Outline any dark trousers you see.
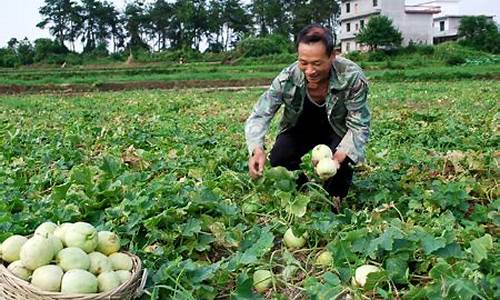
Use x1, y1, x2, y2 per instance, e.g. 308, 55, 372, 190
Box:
269, 129, 353, 198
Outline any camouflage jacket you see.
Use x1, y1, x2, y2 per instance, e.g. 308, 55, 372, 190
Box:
244, 57, 371, 164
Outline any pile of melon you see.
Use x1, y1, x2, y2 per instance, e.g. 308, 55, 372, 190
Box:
0, 222, 133, 294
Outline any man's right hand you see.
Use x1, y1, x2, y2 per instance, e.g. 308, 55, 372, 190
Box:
248, 147, 266, 179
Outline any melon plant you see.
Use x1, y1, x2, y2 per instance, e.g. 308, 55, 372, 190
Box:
283, 228, 307, 250
96, 231, 120, 255
253, 269, 272, 293
19, 235, 54, 270
61, 269, 98, 293
109, 252, 133, 271
56, 247, 90, 271
65, 222, 98, 253
88, 251, 113, 275
97, 271, 122, 292
7, 260, 32, 281
1, 235, 27, 263
353, 264, 381, 288
31, 265, 63, 292
315, 251, 333, 266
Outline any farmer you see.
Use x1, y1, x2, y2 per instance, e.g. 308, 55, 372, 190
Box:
244, 24, 371, 208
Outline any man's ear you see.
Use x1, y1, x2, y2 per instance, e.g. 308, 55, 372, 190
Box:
330, 52, 336, 62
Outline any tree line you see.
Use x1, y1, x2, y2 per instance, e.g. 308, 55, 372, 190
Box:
35, 0, 340, 53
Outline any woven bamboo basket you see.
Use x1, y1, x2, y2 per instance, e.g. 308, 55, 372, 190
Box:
0, 251, 147, 300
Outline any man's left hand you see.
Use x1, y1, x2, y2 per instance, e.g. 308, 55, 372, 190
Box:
333, 150, 347, 164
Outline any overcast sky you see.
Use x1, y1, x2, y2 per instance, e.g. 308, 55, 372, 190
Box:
0, 0, 135, 46
1, 0, 498, 48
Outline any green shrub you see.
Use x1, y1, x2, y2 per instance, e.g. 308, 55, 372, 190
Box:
345, 51, 368, 62
0, 48, 19, 67
235, 35, 293, 58
368, 50, 387, 62
434, 42, 493, 62
444, 54, 466, 66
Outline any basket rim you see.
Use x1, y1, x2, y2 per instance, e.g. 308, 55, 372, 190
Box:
1, 250, 146, 299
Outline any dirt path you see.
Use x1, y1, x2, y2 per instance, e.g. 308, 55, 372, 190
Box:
0, 78, 273, 95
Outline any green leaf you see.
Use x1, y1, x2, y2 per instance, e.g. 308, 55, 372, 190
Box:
289, 194, 310, 217
181, 218, 201, 237
231, 276, 263, 300
227, 227, 274, 271
182, 259, 221, 284
468, 234, 493, 263
364, 270, 389, 291
101, 155, 121, 177
450, 279, 483, 300
70, 165, 93, 187
303, 274, 344, 300
429, 261, 452, 280
385, 253, 409, 284
433, 242, 464, 259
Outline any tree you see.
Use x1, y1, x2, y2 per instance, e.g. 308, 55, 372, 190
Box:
221, 0, 253, 50
17, 38, 35, 65
458, 16, 500, 54
37, 0, 76, 48
146, 0, 174, 51
171, 0, 208, 50
124, 1, 149, 52
250, 0, 289, 37
206, 0, 225, 51
356, 15, 403, 50
33, 38, 68, 62
79, 0, 117, 53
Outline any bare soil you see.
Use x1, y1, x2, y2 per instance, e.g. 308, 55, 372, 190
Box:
0, 78, 273, 95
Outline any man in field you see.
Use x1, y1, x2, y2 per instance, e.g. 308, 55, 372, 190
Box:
244, 24, 371, 208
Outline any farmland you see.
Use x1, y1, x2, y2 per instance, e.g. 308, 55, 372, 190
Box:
0, 74, 499, 299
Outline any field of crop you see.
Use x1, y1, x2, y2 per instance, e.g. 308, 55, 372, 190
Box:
0, 78, 498, 299
0, 62, 498, 89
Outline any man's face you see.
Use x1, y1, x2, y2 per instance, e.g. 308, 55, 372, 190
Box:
298, 42, 333, 85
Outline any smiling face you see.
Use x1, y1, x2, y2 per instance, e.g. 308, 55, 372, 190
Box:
298, 42, 334, 85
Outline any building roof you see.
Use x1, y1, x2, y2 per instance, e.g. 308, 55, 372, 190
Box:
340, 11, 381, 22
405, 5, 441, 14
434, 14, 495, 20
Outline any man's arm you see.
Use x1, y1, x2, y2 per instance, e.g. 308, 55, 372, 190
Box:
244, 73, 286, 155
245, 72, 287, 178
335, 74, 371, 164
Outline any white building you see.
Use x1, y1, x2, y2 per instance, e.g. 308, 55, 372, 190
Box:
339, 0, 440, 52
415, 0, 495, 43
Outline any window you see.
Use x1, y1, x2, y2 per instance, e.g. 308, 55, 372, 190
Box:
373, 0, 378, 6
355, 23, 359, 31
346, 2, 350, 13
440, 21, 445, 31
346, 42, 351, 52
360, 19, 365, 28
346, 23, 351, 32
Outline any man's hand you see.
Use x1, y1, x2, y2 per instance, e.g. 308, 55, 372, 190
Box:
248, 147, 266, 179
333, 150, 347, 164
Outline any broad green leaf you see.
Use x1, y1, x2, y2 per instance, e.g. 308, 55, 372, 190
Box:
289, 194, 310, 217
429, 262, 452, 280
468, 234, 493, 263
181, 218, 201, 237
231, 277, 263, 300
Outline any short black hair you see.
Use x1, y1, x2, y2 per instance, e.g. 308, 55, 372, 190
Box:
297, 24, 335, 56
